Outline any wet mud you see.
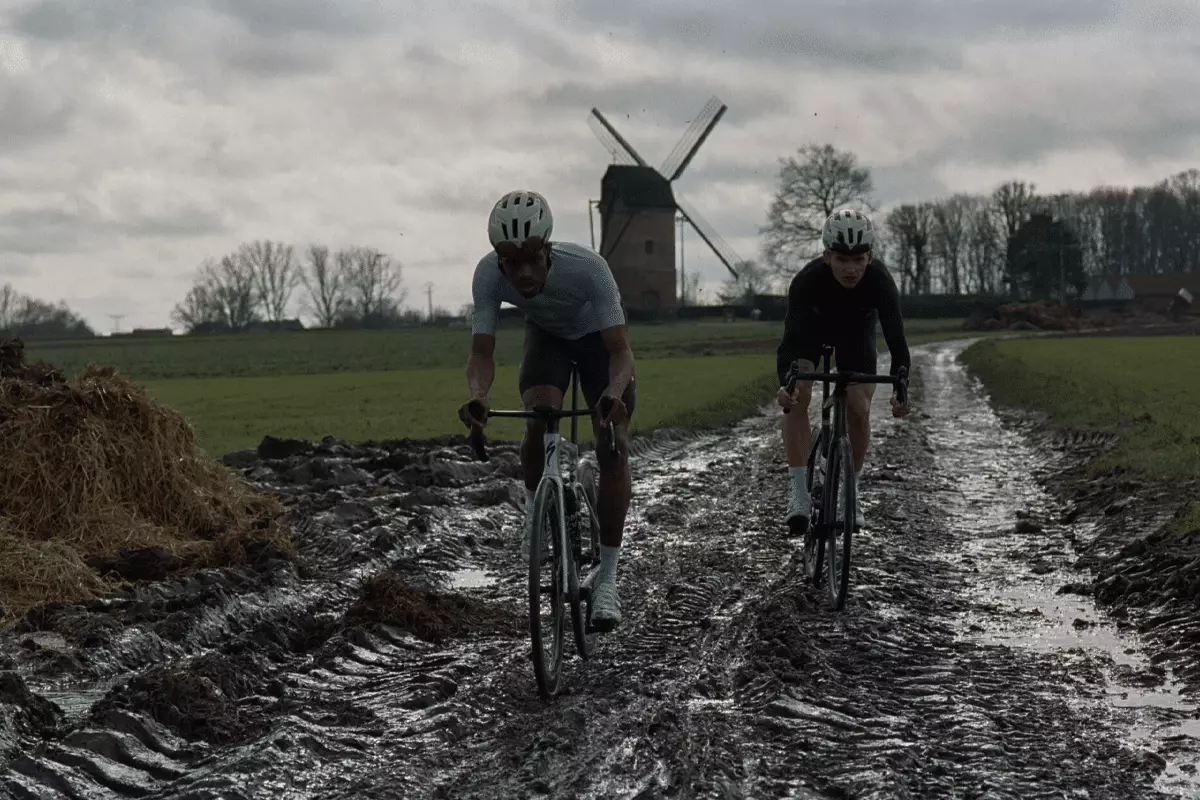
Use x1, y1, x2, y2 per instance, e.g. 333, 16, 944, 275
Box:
1, 341, 1198, 798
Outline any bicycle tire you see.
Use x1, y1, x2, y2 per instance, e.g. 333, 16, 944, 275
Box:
570, 481, 598, 660
824, 436, 856, 610
804, 424, 826, 587
528, 478, 565, 700
576, 458, 602, 565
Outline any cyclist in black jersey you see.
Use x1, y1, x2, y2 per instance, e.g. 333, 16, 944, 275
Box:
775, 208, 912, 531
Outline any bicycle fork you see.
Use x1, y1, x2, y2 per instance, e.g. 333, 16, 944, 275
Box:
542, 431, 573, 596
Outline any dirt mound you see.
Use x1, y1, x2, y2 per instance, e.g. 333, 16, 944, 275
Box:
345, 571, 521, 644
89, 665, 269, 745
0, 338, 292, 621
963, 300, 1097, 331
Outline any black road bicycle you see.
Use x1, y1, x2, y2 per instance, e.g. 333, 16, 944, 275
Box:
465, 366, 613, 700
783, 344, 908, 610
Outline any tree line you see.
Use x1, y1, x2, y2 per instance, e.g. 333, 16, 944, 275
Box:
743, 142, 1200, 302
0, 283, 93, 339
169, 241, 430, 333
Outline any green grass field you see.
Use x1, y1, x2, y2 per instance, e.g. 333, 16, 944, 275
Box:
26, 319, 979, 457
961, 336, 1200, 529
25, 318, 969, 380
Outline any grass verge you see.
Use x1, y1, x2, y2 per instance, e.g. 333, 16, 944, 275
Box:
960, 335, 1200, 531
147, 329, 984, 457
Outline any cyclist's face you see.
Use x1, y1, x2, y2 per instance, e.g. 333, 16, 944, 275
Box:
499, 245, 550, 297
826, 250, 872, 288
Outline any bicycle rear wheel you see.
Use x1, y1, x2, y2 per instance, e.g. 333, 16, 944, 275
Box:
570, 480, 599, 660
804, 424, 826, 586
528, 479, 565, 700
823, 435, 856, 610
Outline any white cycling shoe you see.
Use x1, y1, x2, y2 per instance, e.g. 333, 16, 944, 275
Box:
785, 486, 811, 534
590, 580, 622, 632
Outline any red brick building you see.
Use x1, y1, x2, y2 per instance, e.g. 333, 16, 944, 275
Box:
598, 165, 678, 317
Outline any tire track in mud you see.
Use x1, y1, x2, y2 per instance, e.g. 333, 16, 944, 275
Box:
2, 342, 1198, 798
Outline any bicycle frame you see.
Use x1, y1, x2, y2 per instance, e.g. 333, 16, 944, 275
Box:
468, 364, 614, 601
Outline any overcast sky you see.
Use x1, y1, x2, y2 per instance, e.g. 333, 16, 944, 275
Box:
2, 0, 1198, 332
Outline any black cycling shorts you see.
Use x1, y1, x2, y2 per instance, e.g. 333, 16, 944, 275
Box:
518, 321, 637, 417
776, 312, 877, 386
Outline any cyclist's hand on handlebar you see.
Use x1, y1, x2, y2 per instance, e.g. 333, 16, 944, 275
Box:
597, 393, 627, 428
458, 398, 489, 429
776, 385, 802, 410
890, 391, 911, 419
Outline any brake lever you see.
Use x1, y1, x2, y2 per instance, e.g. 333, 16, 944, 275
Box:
598, 396, 618, 452
463, 400, 489, 462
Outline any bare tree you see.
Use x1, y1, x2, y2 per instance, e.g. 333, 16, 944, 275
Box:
0, 284, 21, 331
932, 194, 970, 295
885, 203, 935, 295
962, 196, 1004, 295
341, 246, 406, 324
761, 143, 874, 278
683, 272, 704, 306
176, 255, 259, 332
716, 260, 772, 304
240, 240, 297, 321
170, 283, 221, 331
300, 244, 348, 328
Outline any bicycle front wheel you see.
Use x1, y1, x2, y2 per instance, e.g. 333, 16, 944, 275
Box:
824, 435, 856, 611
804, 424, 826, 586
528, 478, 565, 700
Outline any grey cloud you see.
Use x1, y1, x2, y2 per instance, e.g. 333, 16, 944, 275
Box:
205, 0, 388, 39
8, 0, 382, 79
0, 208, 94, 254
0, 204, 227, 257
0, 75, 77, 149
558, 0, 1117, 70
10, 0, 385, 41
538, 78, 785, 133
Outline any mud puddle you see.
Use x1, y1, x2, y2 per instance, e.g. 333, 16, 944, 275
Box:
922, 339, 1200, 796
0, 344, 1198, 798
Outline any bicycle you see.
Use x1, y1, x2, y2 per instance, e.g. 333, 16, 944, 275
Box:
463, 366, 614, 701
782, 344, 908, 610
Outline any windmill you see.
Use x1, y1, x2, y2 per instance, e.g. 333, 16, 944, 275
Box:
588, 95, 742, 316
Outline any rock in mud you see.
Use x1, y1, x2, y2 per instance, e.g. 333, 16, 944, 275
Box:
256, 435, 312, 460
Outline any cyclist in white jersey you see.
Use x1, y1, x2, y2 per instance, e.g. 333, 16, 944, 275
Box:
458, 190, 636, 632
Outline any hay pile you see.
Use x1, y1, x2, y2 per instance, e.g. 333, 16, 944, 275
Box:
0, 339, 289, 620
963, 300, 1097, 332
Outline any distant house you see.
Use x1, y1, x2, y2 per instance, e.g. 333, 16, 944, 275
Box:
110, 327, 174, 338
1082, 273, 1200, 314
247, 318, 305, 333
1124, 273, 1200, 304
1080, 275, 1135, 303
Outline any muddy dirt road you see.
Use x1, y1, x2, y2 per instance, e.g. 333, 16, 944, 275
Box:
2, 339, 1199, 799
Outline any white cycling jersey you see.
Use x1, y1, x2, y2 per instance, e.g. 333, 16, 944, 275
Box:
470, 242, 627, 340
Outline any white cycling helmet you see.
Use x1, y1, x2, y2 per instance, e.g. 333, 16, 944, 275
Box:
822, 208, 875, 255
488, 190, 554, 250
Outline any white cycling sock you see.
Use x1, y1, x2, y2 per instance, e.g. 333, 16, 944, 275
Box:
789, 466, 808, 496
599, 544, 620, 584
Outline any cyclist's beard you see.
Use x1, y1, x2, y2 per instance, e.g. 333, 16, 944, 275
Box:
515, 279, 543, 297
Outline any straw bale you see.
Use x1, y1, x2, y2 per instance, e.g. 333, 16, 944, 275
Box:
0, 339, 290, 621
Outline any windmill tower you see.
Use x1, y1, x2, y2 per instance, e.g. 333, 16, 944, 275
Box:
588, 96, 742, 318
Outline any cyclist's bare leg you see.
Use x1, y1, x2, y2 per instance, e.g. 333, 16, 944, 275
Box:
781, 359, 815, 466
590, 415, 631, 548
845, 383, 876, 473
519, 385, 564, 493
